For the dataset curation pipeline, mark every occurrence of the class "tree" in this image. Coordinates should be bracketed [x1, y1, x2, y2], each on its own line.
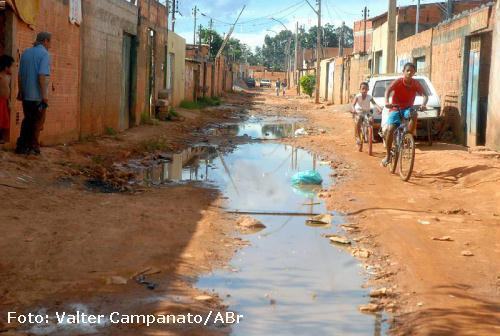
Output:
[199, 28, 223, 59]
[300, 74, 316, 97]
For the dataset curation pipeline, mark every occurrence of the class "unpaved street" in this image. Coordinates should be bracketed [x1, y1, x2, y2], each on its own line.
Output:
[1, 89, 499, 335]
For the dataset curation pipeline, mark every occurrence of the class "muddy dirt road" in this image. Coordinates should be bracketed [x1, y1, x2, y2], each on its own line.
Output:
[0, 89, 499, 335]
[253, 89, 500, 335]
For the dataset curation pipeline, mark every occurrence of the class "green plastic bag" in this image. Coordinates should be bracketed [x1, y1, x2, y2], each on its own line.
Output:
[291, 170, 323, 185]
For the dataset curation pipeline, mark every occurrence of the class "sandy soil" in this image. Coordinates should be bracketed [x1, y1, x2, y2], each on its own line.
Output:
[0, 95, 255, 335]
[254, 89, 500, 335]
[1, 88, 499, 335]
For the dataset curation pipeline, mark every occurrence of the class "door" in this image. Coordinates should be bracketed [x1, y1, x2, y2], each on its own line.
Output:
[466, 48, 480, 146]
[324, 62, 329, 101]
[120, 34, 132, 130]
[146, 28, 156, 117]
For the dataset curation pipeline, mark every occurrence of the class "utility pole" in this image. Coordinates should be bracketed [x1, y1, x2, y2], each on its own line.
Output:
[339, 21, 345, 57]
[386, 0, 396, 74]
[362, 6, 369, 54]
[208, 18, 213, 59]
[192, 5, 198, 45]
[198, 24, 202, 47]
[171, 0, 179, 31]
[446, 0, 453, 19]
[295, 21, 299, 94]
[314, 0, 321, 104]
[416, 0, 420, 34]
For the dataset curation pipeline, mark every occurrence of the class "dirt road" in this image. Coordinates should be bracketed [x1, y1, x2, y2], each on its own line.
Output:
[0, 89, 498, 335]
[253, 89, 500, 335]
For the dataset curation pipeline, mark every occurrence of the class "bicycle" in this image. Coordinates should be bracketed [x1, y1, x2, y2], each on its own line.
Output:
[384, 105, 422, 182]
[352, 110, 374, 156]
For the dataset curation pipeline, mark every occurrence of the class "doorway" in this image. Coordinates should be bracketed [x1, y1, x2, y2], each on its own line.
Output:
[146, 28, 156, 117]
[465, 33, 492, 147]
[120, 33, 135, 130]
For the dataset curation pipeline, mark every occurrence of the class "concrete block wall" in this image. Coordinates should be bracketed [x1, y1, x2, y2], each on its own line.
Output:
[8, 0, 81, 145]
[166, 31, 185, 107]
[80, 0, 138, 136]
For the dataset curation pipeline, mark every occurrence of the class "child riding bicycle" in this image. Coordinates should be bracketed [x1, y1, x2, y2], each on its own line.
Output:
[351, 82, 382, 151]
[382, 63, 428, 166]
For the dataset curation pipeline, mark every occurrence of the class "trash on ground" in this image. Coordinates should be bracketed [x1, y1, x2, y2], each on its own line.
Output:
[418, 219, 431, 225]
[194, 295, 214, 302]
[135, 275, 157, 290]
[432, 236, 453, 241]
[294, 128, 308, 136]
[291, 170, 323, 185]
[106, 276, 128, 285]
[461, 250, 474, 257]
[306, 214, 332, 225]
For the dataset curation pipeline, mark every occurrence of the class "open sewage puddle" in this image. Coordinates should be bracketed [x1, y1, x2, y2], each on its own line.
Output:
[129, 116, 388, 335]
[26, 117, 387, 335]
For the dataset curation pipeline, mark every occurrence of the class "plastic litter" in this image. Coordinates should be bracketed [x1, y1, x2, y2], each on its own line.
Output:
[291, 170, 323, 185]
[294, 128, 308, 136]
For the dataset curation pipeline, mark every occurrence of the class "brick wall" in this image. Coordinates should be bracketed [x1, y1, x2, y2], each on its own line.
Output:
[80, 0, 138, 136]
[8, 0, 81, 145]
[396, 28, 433, 74]
[348, 55, 370, 99]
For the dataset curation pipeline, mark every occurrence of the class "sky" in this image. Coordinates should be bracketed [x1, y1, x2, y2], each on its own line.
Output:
[172, 0, 444, 49]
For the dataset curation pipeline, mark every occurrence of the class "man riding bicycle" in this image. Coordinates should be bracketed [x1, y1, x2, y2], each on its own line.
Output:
[382, 62, 428, 166]
[351, 82, 382, 151]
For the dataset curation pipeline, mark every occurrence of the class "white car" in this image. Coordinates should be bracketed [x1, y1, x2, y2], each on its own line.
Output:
[260, 79, 272, 88]
[367, 75, 441, 133]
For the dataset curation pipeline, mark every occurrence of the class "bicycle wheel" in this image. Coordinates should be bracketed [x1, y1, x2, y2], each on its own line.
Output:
[389, 147, 399, 174]
[367, 126, 373, 156]
[399, 132, 416, 181]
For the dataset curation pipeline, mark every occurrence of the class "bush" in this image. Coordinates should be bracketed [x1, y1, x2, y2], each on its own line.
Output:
[179, 97, 222, 109]
[300, 74, 316, 97]
[140, 112, 159, 125]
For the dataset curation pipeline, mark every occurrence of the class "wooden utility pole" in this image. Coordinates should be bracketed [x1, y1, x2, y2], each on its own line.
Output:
[171, 0, 178, 31]
[198, 24, 202, 46]
[208, 18, 213, 59]
[363, 6, 368, 54]
[192, 5, 198, 45]
[295, 21, 299, 94]
[446, 0, 453, 19]
[416, 0, 420, 34]
[386, 0, 396, 74]
[339, 21, 345, 57]
[315, 0, 321, 104]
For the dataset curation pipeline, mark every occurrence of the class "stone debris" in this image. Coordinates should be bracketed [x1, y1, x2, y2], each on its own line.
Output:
[359, 303, 380, 313]
[326, 234, 351, 245]
[236, 216, 266, 230]
[369, 288, 389, 298]
[432, 236, 453, 241]
[418, 219, 431, 225]
[352, 248, 371, 259]
[306, 214, 332, 225]
[461, 250, 474, 257]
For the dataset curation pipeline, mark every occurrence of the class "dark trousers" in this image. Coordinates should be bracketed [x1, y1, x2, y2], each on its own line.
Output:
[16, 101, 46, 151]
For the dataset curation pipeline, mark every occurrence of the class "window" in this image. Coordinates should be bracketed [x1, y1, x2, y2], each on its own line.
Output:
[372, 79, 431, 98]
[415, 56, 426, 72]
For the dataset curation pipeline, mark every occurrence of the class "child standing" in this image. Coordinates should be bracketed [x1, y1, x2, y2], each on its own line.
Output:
[351, 82, 381, 150]
[0, 55, 14, 144]
[275, 78, 281, 96]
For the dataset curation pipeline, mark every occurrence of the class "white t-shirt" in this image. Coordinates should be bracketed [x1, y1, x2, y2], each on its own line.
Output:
[354, 93, 372, 113]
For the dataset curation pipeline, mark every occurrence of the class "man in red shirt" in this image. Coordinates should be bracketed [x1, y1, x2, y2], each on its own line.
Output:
[382, 63, 428, 166]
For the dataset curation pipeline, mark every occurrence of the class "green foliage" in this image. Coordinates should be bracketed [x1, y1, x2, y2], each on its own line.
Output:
[104, 127, 117, 136]
[300, 74, 316, 97]
[138, 137, 170, 152]
[140, 112, 159, 126]
[179, 97, 221, 109]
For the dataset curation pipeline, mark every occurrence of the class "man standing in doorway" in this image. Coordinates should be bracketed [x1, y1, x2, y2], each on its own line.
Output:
[15, 32, 51, 155]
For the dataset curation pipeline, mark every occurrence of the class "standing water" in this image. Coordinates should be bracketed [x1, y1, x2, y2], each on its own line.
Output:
[162, 117, 388, 335]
